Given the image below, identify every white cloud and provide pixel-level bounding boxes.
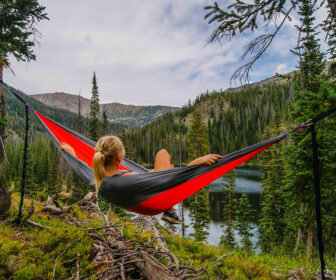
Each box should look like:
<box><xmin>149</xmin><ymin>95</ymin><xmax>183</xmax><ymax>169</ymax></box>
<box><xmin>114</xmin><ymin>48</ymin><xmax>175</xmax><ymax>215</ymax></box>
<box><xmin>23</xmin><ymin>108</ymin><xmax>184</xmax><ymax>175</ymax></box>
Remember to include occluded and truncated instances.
<box><xmin>4</xmin><ymin>0</ymin><xmax>321</xmax><ymax>106</ymax></box>
<box><xmin>275</xmin><ymin>64</ymin><xmax>288</xmax><ymax>74</ymax></box>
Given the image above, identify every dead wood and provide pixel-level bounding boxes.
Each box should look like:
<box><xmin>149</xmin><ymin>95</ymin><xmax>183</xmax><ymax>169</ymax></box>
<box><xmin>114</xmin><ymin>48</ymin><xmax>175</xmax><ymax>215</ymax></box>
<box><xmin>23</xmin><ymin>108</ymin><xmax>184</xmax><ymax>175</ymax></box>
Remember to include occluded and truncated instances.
<box><xmin>41</xmin><ymin>193</ymin><xmax>205</xmax><ymax>280</ymax></box>
<box><xmin>43</xmin><ymin>195</ymin><xmax>72</xmax><ymax>215</ymax></box>
<box><xmin>26</xmin><ymin>218</ymin><xmax>51</xmax><ymax>229</ymax></box>
<box><xmin>134</xmin><ymin>216</ymin><xmax>180</xmax><ymax>273</ymax></box>
<box><xmin>311</xmin><ymin>269</ymin><xmax>336</xmax><ymax>280</ymax></box>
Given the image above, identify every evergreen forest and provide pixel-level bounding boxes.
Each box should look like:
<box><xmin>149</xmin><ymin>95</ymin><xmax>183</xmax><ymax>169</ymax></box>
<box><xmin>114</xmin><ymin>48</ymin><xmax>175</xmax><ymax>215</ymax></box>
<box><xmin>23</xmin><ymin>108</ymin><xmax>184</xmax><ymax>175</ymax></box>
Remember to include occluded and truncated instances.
<box><xmin>1</xmin><ymin>0</ymin><xmax>336</xmax><ymax>279</ymax></box>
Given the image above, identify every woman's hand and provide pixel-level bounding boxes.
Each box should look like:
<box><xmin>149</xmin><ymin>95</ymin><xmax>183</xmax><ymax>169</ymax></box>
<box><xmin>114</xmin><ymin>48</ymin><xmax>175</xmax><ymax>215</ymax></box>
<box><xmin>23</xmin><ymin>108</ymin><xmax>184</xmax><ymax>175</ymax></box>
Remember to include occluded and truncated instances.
<box><xmin>187</xmin><ymin>154</ymin><xmax>222</xmax><ymax>166</ymax></box>
<box><xmin>60</xmin><ymin>143</ymin><xmax>77</xmax><ymax>157</ymax></box>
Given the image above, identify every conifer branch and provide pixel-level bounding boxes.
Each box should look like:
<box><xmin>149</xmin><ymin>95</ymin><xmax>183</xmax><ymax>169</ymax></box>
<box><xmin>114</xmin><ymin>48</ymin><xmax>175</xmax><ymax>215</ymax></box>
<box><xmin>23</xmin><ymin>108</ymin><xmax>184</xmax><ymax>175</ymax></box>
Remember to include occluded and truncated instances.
<box><xmin>231</xmin><ymin>3</ymin><xmax>296</xmax><ymax>84</ymax></box>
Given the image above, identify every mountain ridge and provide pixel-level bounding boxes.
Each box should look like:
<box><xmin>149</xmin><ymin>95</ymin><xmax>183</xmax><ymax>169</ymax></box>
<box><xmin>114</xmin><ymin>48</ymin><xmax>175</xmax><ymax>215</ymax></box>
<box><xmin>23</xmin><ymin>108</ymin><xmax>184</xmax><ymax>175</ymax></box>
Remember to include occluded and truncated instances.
<box><xmin>31</xmin><ymin>92</ymin><xmax>180</xmax><ymax>127</ymax></box>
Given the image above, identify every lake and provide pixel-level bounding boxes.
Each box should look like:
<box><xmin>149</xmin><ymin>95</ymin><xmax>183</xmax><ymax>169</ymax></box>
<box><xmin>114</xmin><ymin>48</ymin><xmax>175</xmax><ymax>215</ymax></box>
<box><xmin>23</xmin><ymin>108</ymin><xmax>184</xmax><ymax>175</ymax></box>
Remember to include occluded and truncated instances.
<box><xmin>172</xmin><ymin>167</ymin><xmax>263</xmax><ymax>247</ymax></box>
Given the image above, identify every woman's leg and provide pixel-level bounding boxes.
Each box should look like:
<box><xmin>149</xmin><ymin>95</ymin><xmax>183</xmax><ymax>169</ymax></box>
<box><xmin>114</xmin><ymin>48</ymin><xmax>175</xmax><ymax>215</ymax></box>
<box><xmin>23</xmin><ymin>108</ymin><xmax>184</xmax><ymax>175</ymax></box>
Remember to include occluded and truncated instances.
<box><xmin>153</xmin><ymin>149</ymin><xmax>174</xmax><ymax>171</ymax></box>
<box><xmin>154</xmin><ymin>150</ymin><xmax>182</xmax><ymax>224</ymax></box>
<box><xmin>153</xmin><ymin>149</ymin><xmax>174</xmax><ymax>211</ymax></box>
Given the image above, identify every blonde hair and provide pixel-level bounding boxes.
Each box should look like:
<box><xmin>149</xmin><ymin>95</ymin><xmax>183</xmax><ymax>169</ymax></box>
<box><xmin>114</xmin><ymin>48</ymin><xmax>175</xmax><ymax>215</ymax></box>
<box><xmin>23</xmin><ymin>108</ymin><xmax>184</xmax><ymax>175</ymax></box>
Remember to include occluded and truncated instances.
<box><xmin>93</xmin><ymin>136</ymin><xmax>125</xmax><ymax>192</ymax></box>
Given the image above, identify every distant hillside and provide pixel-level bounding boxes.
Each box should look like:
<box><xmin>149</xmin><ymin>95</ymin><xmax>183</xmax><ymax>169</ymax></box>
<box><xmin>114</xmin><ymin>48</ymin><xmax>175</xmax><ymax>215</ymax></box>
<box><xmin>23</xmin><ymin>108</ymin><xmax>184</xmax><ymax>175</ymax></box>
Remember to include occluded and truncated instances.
<box><xmin>31</xmin><ymin>92</ymin><xmax>180</xmax><ymax>127</ymax></box>
<box><xmin>224</xmin><ymin>73</ymin><xmax>290</xmax><ymax>93</ymax></box>
<box><xmin>122</xmin><ymin>80</ymin><xmax>294</xmax><ymax>165</ymax></box>
<box><xmin>3</xmin><ymin>86</ymin><xmax>126</xmax><ymax>141</ymax></box>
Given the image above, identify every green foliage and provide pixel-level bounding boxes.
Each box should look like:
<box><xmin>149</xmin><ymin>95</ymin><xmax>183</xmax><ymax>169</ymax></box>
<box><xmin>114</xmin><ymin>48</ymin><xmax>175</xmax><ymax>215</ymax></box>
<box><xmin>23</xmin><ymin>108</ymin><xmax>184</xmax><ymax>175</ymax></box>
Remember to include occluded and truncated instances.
<box><xmin>0</xmin><ymin>197</ymin><xmax>94</xmax><ymax>280</ymax></box>
<box><xmin>3</xmin><ymin>86</ymin><xmax>125</xmax><ymax>140</ymax></box>
<box><xmin>10</xmin><ymin>137</ymin><xmax>62</xmax><ymax>200</ymax></box>
<box><xmin>1</xmin><ymin>194</ymin><xmax>334</xmax><ymax>279</ymax></box>
<box><xmin>220</xmin><ymin>170</ymin><xmax>237</xmax><ymax>250</ymax></box>
<box><xmin>204</xmin><ymin>1</ymin><xmax>289</xmax><ymax>37</ymax></box>
<box><xmin>281</xmin><ymin>0</ymin><xmax>336</xmax><ymax>261</ymax></box>
<box><xmin>100</xmin><ymin>109</ymin><xmax>108</xmax><ymax>136</ymax></box>
<box><xmin>101</xmin><ymin>103</ymin><xmax>180</xmax><ymax>127</ymax></box>
<box><xmin>203</xmin><ymin>0</ymin><xmax>334</xmax><ymax>81</ymax></box>
<box><xmin>88</xmin><ymin>72</ymin><xmax>100</xmax><ymax>141</ymax></box>
<box><xmin>186</xmin><ymin>107</ymin><xmax>210</xmax><ymax>241</ymax></box>
<box><xmin>186</xmin><ymin>107</ymin><xmax>209</xmax><ymax>159</ymax></box>
<box><xmin>121</xmin><ymin>83</ymin><xmax>293</xmax><ymax>166</ymax></box>
<box><xmin>0</xmin><ymin>0</ymin><xmax>49</xmax><ymax>67</ymax></box>
<box><xmin>70</xmin><ymin>172</ymin><xmax>93</xmax><ymax>203</ymax></box>
<box><xmin>258</xmin><ymin>93</ymin><xmax>286</xmax><ymax>253</ymax></box>
<box><xmin>236</xmin><ymin>193</ymin><xmax>253</xmax><ymax>252</ymax></box>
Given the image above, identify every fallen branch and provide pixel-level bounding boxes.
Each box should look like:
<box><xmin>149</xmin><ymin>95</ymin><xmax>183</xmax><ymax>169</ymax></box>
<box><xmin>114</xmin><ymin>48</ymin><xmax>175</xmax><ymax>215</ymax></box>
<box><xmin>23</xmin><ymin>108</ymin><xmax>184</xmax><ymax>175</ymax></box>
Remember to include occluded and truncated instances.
<box><xmin>26</xmin><ymin>219</ymin><xmax>51</xmax><ymax>229</ymax></box>
<box><xmin>53</xmin><ymin>242</ymin><xmax>74</xmax><ymax>279</ymax></box>
<box><xmin>75</xmin><ymin>253</ymin><xmax>80</xmax><ymax>280</ymax></box>
<box><xmin>212</xmin><ymin>253</ymin><xmax>234</xmax><ymax>264</ymax></box>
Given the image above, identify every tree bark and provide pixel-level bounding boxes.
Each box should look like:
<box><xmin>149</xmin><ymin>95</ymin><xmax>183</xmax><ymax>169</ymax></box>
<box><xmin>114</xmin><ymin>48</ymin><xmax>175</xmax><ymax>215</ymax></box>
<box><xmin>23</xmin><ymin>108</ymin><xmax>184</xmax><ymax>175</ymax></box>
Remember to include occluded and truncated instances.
<box><xmin>307</xmin><ymin>227</ymin><xmax>313</xmax><ymax>259</ymax></box>
<box><xmin>295</xmin><ymin>228</ymin><xmax>302</xmax><ymax>253</ymax></box>
<box><xmin>0</xmin><ymin>61</ymin><xmax>11</xmax><ymax>215</ymax></box>
<box><xmin>181</xmin><ymin>201</ymin><xmax>185</xmax><ymax>237</ymax></box>
<box><xmin>111</xmin><ymin>240</ymin><xmax>177</xmax><ymax>280</ymax></box>
<box><xmin>194</xmin><ymin>193</ymin><xmax>198</xmax><ymax>227</ymax></box>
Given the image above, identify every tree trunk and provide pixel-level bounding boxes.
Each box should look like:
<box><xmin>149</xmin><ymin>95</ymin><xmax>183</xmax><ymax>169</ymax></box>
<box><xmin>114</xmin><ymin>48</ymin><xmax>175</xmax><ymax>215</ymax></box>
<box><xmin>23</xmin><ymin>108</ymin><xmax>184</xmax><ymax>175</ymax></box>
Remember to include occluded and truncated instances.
<box><xmin>0</xmin><ymin>61</ymin><xmax>11</xmax><ymax>215</ymax></box>
<box><xmin>295</xmin><ymin>228</ymin><xmax>302</xmax><ymax>253</ymax></box>
<box><xmin>228</xmin><ymin>188</ymin><xmax>232</xmax><ymax>248</ymax></box>
<box><xmin>194</xmin><ymin>193</ymin><xmax>198</xmax><ymax>227</ymax></box>
<box><xmin>307</xmin><ymin>227</ymin><xmax>313</xmax><ymax>258</ymax></box>
<box><xmin>181</xmin><ymin>201</ymin><xmax>185</xmax><ymax>237</ymax></box>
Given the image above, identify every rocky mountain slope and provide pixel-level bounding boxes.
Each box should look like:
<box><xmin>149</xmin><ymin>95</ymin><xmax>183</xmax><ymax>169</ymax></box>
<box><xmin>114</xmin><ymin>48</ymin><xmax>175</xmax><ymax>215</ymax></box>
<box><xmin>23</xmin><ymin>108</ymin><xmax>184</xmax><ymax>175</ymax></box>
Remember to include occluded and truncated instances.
<box><xmin>31</xmin><ymin>92</ymin><xmax>180</xmax><ymax>127</ymax></box>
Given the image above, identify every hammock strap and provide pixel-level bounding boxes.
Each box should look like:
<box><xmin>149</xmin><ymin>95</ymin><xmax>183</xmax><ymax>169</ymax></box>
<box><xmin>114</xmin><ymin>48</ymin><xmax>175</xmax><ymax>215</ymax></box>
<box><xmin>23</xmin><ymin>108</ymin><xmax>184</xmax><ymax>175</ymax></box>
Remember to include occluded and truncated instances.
<box><xmin>17</xmin><ymin>103</ymin><xmax>29</xmax><ymax>224</ymax></box>
<box><xmin>308</xmin><ymin>108</ymin><xmax>336</xmax><ymax>279</ymax></box>
<box><xmin>0</xmin><ymin>81</ymin><xmax>30</xmax><ymax>224</ymax></box>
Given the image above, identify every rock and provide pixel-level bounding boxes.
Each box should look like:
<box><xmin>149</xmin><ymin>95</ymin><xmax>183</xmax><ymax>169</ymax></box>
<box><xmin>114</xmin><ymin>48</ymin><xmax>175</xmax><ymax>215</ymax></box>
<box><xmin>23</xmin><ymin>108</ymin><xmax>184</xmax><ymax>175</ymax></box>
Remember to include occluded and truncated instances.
<box><xmin>0</xmin><ymin>185</ymin><xmax>11</xmax><ymax>215</ymax></box>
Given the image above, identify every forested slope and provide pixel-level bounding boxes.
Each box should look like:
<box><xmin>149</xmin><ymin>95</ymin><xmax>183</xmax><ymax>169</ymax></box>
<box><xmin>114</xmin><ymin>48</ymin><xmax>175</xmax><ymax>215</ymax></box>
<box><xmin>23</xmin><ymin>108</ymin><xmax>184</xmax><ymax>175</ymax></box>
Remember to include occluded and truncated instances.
<box><xmin>4</xmin><ymin>86</ymin><xmax>126</xmax><ymax>140</ymax></box>
<box><xmin>123</xmin><ymin>82</ymin><xmax>294</xmax><ymax>165</ymax></box>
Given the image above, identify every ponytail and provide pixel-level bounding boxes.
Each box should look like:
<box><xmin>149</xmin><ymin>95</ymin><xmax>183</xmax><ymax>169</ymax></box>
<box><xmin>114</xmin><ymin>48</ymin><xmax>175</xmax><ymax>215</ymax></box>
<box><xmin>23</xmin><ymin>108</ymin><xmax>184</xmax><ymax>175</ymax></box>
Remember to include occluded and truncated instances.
<box><xmin>93</xmin><ymin>151</ymin><xmax>106</xmax><ymax>192</ymax></box>
<box><xmin>93</xmin><ymin>136</ymin><xmax>125</xmax><ymax>192</ymax></box>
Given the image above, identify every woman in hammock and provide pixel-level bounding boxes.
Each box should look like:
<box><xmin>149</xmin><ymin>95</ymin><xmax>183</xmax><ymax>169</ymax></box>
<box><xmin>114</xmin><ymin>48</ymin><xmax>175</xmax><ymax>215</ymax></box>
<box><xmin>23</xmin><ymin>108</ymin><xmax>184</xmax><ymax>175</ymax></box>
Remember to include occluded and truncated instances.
<box><xmin>60</xmin><ymin>136</ymin><xmax>222</xmax><ymax>224</ymax></box>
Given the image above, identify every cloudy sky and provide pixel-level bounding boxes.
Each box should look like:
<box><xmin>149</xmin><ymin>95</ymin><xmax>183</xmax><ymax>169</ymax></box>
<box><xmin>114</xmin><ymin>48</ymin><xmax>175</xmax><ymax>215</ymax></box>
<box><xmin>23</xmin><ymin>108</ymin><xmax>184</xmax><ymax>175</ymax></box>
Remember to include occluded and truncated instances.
<box><xmin>4</xmin><ymin>0</ymin><xmax>328</xmax><ymax>106</ymax></box>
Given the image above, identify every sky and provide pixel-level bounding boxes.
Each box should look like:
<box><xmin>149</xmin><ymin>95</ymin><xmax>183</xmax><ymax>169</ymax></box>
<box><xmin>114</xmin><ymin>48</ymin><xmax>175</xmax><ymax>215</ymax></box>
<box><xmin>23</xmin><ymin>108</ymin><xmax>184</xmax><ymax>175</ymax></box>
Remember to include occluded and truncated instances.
<box><xmin>4</xmin><ymin>0</ymin><xmax>328</xmax><ymax>107</ymax></box>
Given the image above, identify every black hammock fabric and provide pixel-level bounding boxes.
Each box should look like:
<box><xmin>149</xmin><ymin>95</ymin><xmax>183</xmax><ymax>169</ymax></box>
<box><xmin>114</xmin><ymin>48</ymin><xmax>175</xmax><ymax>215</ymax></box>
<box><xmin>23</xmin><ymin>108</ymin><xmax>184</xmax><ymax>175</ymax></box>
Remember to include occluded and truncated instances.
<box><xmin>33</xmin><ymin>110</ymin><xmax>286</xmax><ymax>215</ymax></box>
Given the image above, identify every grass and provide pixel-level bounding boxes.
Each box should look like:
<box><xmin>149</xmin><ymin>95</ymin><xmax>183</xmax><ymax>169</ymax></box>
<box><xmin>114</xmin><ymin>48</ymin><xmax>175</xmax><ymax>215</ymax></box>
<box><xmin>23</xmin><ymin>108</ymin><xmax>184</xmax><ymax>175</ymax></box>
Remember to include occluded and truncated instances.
<box><xmin>0</xmin><ymin>193</ymin><xmax>334</xmax><ymax>279</ymax></box>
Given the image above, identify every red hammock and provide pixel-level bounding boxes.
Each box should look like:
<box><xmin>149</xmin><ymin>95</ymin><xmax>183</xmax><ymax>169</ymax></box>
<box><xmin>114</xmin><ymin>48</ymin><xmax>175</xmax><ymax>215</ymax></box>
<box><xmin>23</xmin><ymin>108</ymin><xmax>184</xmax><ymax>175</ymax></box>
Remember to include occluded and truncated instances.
<box><xmin>34</xmin><ymin>111</ymin><xmax>285</xmax><ymax>215</ymax></box>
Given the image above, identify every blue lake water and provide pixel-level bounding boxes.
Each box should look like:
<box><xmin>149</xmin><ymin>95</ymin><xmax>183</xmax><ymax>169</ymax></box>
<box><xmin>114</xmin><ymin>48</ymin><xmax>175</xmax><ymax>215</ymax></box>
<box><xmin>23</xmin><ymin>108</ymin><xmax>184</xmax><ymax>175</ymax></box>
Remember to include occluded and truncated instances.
<box><xmin>165</xmin><ymin>167</ymin><xmax>263</xmax><ymax>247</ymax></box>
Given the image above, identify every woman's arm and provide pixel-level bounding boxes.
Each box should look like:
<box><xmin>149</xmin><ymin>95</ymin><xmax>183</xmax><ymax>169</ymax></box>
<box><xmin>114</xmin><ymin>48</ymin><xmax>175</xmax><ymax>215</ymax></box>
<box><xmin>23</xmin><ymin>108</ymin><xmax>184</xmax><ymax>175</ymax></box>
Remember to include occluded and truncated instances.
<box><xmin>187</xmin><ymin>154</ymin><xmax>222</xmax><ymax>166</ymax></box>
<box><xmin>60</xmin><ymin>143</ymin><xmax>77</xmax><ymax>157</ymax></box>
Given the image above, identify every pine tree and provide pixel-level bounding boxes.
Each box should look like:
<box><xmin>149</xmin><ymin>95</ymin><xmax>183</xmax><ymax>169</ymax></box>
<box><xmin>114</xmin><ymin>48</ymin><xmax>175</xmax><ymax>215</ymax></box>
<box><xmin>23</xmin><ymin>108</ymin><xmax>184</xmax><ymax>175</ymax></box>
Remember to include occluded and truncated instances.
<box><xmin>219</xmin><ymin>170</ymin><xmax>237</xmax><ymax>250</ymax></box>
<box><xmin>24</xmin><ymin>145</ymin><xmax>38</xmax><ymax>198</ymax></box>
<box><xmin>0</xmin><ymin>0</ymin><xmax>48</xmax><ymax>213</ymax></box>
<box><xmin>204</xmin><ymin>0</ymin><xmax>334</xmax><ymax>82</ymax></box>
<box><xmin>88</xmin><ymin>72</ymin><xmax>100</xmax><ymax>141</ymax></box>
<box><xmin>186</xmin><ymin>107</ymin><xmax>210</xmax><ymax>241</ymax></box>
<box><xmin>284</xmin><ymin>0</ymin><xmax>327</xmax><ymax>258</ymax></box>
<box><xmin>71</xmin><ymin>172</ymin><xmax>92</xmax><ymax>202</ymax></box>
<box><xmin>101</xmin><ymin>110</ymin><xmax>108</xmax><ymax>136</ymax></box>
<box><xmin>258</xmin><ymin>93</ymin><xmax>286</xmax><ymax>253</ymax></box>
<box><xmin>46</xmin><ymin>141</ymin><xmax>62</xmax><ymax>196</ymax></box>
<box><xmin>186</xmin><ymin>107</ymin><xmax>209</xmax><ymax>159</ymax></box>
<box><xmin>236</xmin><ymin>193</ymin><xmax>253</xmax><ymax>252</ymax></box>
<box><xmin>120</xmin><ymin>128</ymin><xmax>134</xmax><ymax>160</ymax></box>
